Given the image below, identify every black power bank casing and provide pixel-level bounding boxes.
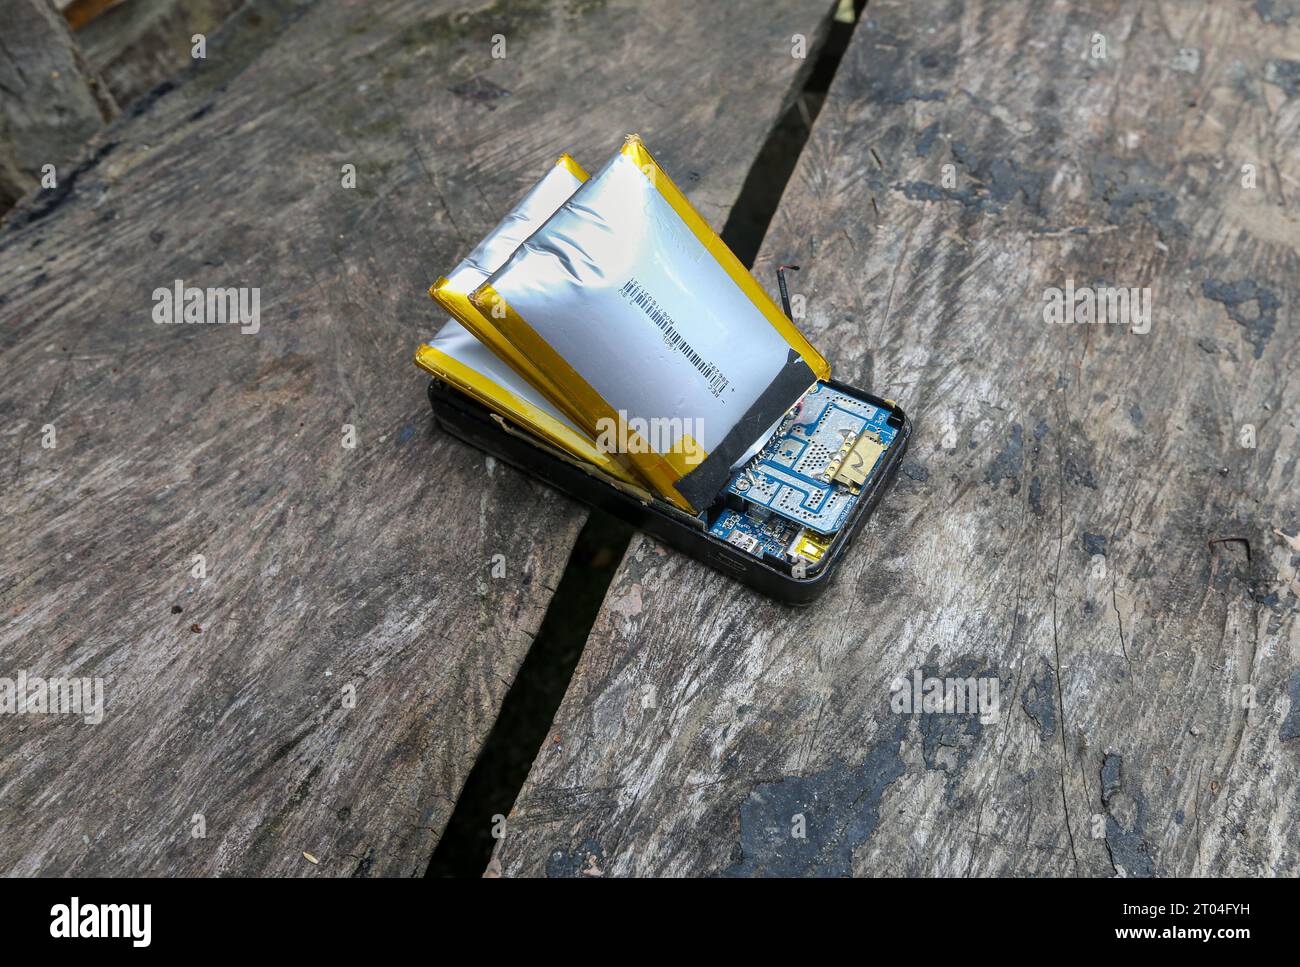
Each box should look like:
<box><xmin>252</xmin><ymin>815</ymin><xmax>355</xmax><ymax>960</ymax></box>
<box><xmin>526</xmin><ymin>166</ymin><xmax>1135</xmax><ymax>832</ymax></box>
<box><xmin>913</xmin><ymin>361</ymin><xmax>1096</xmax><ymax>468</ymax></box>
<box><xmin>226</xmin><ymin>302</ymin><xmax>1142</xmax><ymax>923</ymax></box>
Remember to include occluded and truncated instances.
<box><xmin>427</xmin><ymin>377</ymin><xmax>910</xmax><ymax>605</ymax></box>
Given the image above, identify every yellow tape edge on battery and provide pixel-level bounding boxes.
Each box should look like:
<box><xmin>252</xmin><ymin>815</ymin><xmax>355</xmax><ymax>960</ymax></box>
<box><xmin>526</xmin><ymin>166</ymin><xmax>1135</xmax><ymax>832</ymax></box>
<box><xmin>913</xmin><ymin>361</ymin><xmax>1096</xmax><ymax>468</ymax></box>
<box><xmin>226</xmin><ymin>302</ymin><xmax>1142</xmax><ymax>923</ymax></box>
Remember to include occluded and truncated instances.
<box><xmin>413</xmin><ymin>343</ymin><xmax>640</xmax><ymax>486</ymax></box>
<box><xmin>555</xmin><ymin>152</ymin><xmax>589</xmax><ymax>181</ymax></box>
<box><xmin>425</xmin><ymin>152</ymin><xmax>593</xmax><ymax>429</ymax></box>
<box><xmin>427</xmin><ymin>277</ymin><xmax>593</xmax><ymax>433</ymax></box>
<box><xmin>619</xmin><ymin>134</ymin><xmax>831</xmax><ymax>382</ymax></box>
<box><xmin>469</xmin><ymin>283</ymin><xmax>699</xmax><ymax>513</ymax></box>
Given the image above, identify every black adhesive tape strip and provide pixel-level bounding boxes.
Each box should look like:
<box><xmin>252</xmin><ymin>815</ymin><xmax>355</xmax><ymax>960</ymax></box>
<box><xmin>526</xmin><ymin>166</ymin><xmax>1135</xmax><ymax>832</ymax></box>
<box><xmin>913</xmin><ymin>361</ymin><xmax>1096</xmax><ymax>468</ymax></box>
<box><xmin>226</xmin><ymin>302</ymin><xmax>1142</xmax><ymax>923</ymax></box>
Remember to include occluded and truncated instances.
<box><xmin>674</xmin><ymin>349</ymin><xmax>816</xmax><ymax>510</ymax></box>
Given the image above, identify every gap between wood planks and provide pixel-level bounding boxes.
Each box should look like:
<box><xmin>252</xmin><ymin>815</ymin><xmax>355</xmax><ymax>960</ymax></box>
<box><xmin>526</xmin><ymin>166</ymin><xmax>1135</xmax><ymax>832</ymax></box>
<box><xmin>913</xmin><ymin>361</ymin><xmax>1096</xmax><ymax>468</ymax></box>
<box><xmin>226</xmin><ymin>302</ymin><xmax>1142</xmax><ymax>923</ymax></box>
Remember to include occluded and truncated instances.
<box><xmin>423</xmin><ymin>0</ymin><xmax>868</xmax><ymax>879</ymax></box>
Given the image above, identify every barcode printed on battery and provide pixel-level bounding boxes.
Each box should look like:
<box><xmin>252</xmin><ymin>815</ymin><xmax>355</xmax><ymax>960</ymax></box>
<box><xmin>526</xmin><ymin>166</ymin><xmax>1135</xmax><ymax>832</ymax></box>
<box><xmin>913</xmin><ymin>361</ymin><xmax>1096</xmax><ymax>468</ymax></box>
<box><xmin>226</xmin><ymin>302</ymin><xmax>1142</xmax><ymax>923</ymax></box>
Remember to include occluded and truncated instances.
<box><xmin>618</xmin><ymin>278</ymin><xmax>730</xmax><ymax>397</ymax></box>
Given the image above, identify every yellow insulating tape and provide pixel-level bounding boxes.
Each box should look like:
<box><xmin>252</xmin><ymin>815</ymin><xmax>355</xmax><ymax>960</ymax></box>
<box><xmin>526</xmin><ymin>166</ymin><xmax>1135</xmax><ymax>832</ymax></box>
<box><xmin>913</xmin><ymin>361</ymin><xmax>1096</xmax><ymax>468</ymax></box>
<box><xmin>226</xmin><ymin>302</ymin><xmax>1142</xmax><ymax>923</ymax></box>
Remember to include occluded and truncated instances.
<box><xmin>554</xmin><ymin>152</ymin><xmax>590</xmax><ymax>182</ymax></box>
<box><xmin>428</xmin><ymin>276</ymin><xmax>593</xmax><ymax>433</ymax></box>
<box><xmin>469</xmin><ymin>283</ymin><xmax>697</xmax><ymax>512</ymax></box>
<box><xmin>413</xmin><ymin>343</ymin><xmax>640</xmax><ymax>486</ymax></box>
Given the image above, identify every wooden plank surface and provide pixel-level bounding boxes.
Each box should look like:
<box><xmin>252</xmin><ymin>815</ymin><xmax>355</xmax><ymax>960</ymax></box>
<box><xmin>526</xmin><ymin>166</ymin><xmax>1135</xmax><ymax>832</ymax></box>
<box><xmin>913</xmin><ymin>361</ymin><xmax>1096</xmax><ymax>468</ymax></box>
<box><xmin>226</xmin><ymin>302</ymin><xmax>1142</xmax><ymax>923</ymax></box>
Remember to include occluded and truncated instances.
<box><xmin>0</xmin><ymin>0</ymin><xmax>835</xmax><ymax>876</ymax></box>
<box><xmin>492</xmin><ymin>0</ymin><xmax>1300</xmax><ymax>877</ymax></box>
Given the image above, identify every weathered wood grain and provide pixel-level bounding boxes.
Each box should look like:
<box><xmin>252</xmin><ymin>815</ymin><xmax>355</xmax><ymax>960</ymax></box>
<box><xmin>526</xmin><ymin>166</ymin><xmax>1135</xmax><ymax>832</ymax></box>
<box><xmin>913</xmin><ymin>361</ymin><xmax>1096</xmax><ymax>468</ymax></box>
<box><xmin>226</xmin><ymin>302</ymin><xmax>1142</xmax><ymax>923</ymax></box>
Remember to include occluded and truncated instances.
<box><xmin>0</xmin><ymin>0</ymin><xmax>117</xmax><ymax>210</ymax></box>
<box><xmin>493</xmin><ymin>0</ymin><xmax>1300</xmax><ymax>877</ymax></box>
<box><xmin>0</xmin><ymin>0</ymin><xmax>836</xmax><ymax>875</ymax></box>
<box><xmin>75</xmin><ymin>0</ymin><xmax>246</xmax><ymax>108</ymax></box>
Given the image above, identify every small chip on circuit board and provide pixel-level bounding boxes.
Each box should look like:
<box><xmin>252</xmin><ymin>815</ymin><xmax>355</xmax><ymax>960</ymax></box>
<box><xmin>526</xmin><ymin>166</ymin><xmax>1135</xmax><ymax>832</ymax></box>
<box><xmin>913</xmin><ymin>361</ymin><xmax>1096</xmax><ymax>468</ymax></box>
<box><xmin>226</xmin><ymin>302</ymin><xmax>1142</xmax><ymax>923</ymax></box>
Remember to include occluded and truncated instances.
<box><xmin>708</xmin><ymin>510</ymin><xmax>798</xmax><ymax>559</ymax></box>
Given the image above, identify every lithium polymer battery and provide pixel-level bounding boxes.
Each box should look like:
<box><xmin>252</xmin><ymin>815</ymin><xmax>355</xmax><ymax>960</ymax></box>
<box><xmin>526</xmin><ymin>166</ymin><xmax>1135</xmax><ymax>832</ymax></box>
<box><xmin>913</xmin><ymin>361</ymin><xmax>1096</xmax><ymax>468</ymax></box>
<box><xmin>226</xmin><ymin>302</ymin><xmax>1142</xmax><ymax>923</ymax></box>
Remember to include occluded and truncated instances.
<box><xmin>472</xmin><ymin>135</ymin><xmax>829</xmax><ymax>513</ymax></box>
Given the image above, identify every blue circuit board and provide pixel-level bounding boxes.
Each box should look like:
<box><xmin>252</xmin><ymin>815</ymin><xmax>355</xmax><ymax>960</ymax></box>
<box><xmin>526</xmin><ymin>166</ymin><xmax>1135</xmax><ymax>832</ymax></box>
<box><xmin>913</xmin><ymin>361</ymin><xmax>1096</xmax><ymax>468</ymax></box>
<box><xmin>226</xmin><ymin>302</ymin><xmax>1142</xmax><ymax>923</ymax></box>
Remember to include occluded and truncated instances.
<box><xmin>725</xmin><ymin>384</ymin><xmax>897</xmax><ymax>535</ymax></box>
<box><xmin>707</xmin><ymin>509</ymin><xmax>800</xmax><ymax>559</ymax></box>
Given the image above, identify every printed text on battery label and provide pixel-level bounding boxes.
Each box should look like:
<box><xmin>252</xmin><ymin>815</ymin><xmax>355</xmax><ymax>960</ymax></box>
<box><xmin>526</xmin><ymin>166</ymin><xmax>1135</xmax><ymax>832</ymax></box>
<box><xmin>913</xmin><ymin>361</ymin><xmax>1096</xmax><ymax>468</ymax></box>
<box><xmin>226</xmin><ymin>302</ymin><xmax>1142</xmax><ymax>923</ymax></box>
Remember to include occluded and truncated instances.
<box><xmin>619</xmin><ymin>278</ymin><xmax>730</xmax><ymax>398</ymax></box>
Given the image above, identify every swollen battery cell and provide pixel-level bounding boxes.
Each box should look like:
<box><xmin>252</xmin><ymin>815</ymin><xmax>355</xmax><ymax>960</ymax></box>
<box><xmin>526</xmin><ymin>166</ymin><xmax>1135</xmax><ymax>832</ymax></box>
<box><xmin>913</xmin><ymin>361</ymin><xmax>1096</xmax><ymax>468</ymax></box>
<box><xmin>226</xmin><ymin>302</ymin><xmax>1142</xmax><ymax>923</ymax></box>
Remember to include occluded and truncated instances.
<box><xmin>471</xmin><ymin>135</ymin><xmax>829</xmax><ymax>514</ymax></box>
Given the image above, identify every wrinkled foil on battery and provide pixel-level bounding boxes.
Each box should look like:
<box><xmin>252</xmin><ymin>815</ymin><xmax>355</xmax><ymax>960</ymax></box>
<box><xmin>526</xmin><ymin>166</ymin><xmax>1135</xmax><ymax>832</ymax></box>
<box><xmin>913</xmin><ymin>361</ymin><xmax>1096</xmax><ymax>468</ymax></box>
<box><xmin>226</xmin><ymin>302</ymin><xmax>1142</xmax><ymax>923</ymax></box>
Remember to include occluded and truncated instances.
<box><xmin>472</xmin><ymin>135</ymin><xmax>828</xmax><ymax>513</ymax></box>
<box><xmin>414</xmin><ymin>155</ymin><xmax>637</xmax><ymax>484</ymax></box>
<box><xmin>429</xmin><ymin>154</ymin><xmax>591</xmax><ymax>427</ymax></box>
